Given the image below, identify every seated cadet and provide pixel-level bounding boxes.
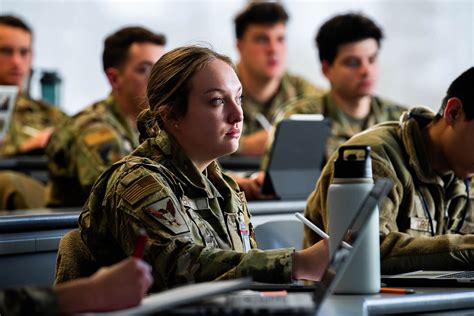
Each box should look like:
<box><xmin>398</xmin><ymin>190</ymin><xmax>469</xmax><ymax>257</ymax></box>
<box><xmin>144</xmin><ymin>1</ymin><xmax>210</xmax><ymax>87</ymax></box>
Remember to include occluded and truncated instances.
<box><xmin>0</xmin><ymin>15</ymin><xmax>66</xmax><ymax>210</ymax></box>
<box><xmin>234</xmin><ymin>2</ymin><xmax>322</xmax><ymax>156</ymax></box>
<box><xmin>0</xmin><ymin>15</ymin><xmax>65</xmax><ymax>156</ymax></box>
<box><xmin>69</xmin><ymin>46</ymin><xmax>329</xmax><ymax>292</ymax></box>
<box><xmin>304</xmin><ymin>67</ymin><xmax>474</xmax><ymax>274</ymax></box>
<box><xmin>280</xmin><ymin>12</ymin><xmax>406</xmax><ymax>160</ymax></box>
<box><xmin>0</xmin><ymin>257</ymin><xmax>152</xmax><ymax>315</ymax></box>
<box><xmin>46</xmin><ymin>27</ymin><xmax>166</xmax><ymax>207</ymax></box>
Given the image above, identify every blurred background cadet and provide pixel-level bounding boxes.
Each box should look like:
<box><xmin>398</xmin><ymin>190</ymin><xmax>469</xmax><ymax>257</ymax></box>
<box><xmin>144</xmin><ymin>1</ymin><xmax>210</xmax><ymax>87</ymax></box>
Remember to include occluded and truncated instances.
<box><xmin>46</xmin><ymin>26</ymin><xmax>166</xmax><ymax>207</ymax></box>
<box><xmin>0</xmin><ymin>15</ymin><xmax>66</xmax><ymax>210</ymax></box>
<box><xmin>279</xmin><ymin>12</ymin><xmax>406</xmax><ymax>160</ymax></box>
<box><xmin>0</xmin><ymin>15</ymin><xmax>65</xmax><ymax>157</ymax></box>
<box><xmin>234</xmin><ymin>2</ymin><xmax>322</xmax><ymax>157</ymax></box>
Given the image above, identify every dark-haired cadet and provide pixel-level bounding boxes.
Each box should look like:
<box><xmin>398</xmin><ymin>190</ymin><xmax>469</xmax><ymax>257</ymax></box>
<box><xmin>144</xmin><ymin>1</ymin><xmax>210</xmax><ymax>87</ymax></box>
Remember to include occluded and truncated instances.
<box><xmin>46</xmin><ymin>27</ymin><xmax>166</xmax><ymax>207</ymax></box>
<box><xmin>304</xmin><ymin>67</ymin><xmax>474</xmax><ymax>274</ymax></box>
<box><xmin>234</xmin><ymin>2</ymin><xmax>322</xmax><ymax>156</ymax></box>
<box><xmin>281</xmin><ymin>12</ymin><xmax>406</xmax><ymax>160</ymax></box>
<box><xmin>0</xmin><ymin>15</ymin><xmax>66</xmax><ymax>156</ymax></box>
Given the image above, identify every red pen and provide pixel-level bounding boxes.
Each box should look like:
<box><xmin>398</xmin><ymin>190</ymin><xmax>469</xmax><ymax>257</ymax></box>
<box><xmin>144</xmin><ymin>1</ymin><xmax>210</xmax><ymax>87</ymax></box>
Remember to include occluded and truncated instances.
<box><xmin>132</xmin><ymin>229</ymin><xmax>148</xmax><ymax>258</ymax></box>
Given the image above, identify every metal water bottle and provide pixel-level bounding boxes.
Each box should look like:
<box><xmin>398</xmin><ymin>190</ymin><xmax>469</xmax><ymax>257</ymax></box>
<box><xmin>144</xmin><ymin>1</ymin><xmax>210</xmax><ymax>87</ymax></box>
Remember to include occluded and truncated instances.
<box><xmin>328</xmin><ymin>145</ymin><xmax>380</xmax><ymax>294</ymax></box>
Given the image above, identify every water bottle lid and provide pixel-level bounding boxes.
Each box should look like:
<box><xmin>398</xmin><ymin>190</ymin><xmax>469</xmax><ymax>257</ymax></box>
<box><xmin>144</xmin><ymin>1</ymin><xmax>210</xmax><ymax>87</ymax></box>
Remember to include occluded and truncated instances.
<box><xmin>40</xmin><ymin>71</ymin><xmax>61</xmax><ymax>84</ymax></box>
<box><xmin>333</xmin><ymin>145</ymin><xmax>372</xmax><ymax>178</ymax></box>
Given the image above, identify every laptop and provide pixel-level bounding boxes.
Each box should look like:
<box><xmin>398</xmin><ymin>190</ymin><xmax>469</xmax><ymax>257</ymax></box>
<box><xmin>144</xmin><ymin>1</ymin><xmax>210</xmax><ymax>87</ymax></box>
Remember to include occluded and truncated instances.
<box><xmin>382</xmin><ymin>270</ymin><xmax>474</xmax><ymax>287</ymax></box>
<box><xmin>0</xmin><ymin>85</ymin><xmax>18</xmax><ymax>142</ymax></box>
<box><xmin>261</xmin><ymin>114</ymin><xmax>330</xmax><ymax>200</ymax></box>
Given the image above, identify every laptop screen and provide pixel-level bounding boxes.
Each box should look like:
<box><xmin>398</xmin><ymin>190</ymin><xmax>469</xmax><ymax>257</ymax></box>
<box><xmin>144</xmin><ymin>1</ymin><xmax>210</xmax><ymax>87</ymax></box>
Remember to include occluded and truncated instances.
<box><xmin>0</xmin><ymin>85</ymin><xmax>18</xmax><ymax>142</ymax></box>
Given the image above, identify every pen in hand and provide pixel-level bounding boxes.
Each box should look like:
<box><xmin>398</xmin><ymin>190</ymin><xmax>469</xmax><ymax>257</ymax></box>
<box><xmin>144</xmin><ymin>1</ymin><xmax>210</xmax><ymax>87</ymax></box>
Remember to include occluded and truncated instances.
<box><xmin>132</xmin><ymin>228</ymin><xmax>148</xmax><ymax>258</ymax></box>
<box><xmin>294</xmin><ymin>213</ymin><xmax>352</xmax><ymax>249</ymax></box>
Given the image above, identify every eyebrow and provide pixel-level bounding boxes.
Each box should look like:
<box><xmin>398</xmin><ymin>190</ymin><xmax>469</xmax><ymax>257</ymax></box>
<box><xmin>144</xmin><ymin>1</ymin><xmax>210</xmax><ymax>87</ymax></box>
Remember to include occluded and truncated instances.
<box><xmin>204</xmin><ymin>86</ymin><xmax>242</xmax><ymax>94</ymax></box>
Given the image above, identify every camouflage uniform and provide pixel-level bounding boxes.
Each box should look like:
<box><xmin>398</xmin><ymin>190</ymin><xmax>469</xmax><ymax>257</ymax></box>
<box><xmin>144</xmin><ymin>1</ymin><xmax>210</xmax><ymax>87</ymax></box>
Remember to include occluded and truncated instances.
<box><xmin>0</xmin><ymin>288</ymin><xmax>58</xmax><ymax>315</ymax></box>
<box><xmin>240</xmin><ymin>72</ymin><xmax>322</xmax><ymax>136</ymax></box>
<box><xmin>304</xmin><ymin>107</ymin><xmax>474</xmax><ymax>274</ymax></box>
<box><xmin>47</xmin><ymin>95</ymin><xmax>139</xmax><ymax>207</ymax></box>
<box><xmin>79</xmin><ymin>130</ymin><xmax>294</xmax><ymax>292</ymax></box>
<box><xmin>280</xmin><ymin>92</ymin><xmax>406</xmax><ymax>159</ymax></box>
<box><xmin>0</xmin><ymin>94</ymin><xmax>65</xmax><ymax>156</ymax></box>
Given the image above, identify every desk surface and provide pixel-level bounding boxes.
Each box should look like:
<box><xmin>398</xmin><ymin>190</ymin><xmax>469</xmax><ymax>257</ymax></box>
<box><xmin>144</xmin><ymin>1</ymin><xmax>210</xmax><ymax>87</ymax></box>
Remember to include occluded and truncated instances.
<box><xmin>0</xmin><ymin>155</ymin><xmax>48</xmax><ymax>170</ymax></box>
<box><xmin>319</xmin><ymin>287</ymin><xmax>474</xmax><ymax>315</ymax></box>
<box><xmin>0</xmin><ymin>200</ymin><xmax>307</xmax><ymax>233</ymax></box>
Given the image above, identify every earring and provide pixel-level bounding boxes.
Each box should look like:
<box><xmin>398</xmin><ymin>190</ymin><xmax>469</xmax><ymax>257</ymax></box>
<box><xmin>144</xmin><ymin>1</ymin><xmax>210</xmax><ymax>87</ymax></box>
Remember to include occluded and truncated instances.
<box><xmin>174</xmin><ymin>124</ymin><xmax>179</xmax><ymax>129</ymax></box>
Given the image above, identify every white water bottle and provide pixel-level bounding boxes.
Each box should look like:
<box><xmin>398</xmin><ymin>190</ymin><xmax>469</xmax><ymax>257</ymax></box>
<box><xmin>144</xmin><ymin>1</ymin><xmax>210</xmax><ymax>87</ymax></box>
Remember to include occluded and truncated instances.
<box><xmin>328</xmin><ymin>145</ymin><xmax>380</xmax><ymax>294</ymax></box>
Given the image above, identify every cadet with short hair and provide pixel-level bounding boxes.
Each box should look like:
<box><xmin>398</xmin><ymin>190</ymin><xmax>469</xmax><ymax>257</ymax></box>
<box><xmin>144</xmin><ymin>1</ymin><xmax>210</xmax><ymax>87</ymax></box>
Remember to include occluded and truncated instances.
<box><xmin>46</xmin><ymin>27</ymin><xmax>166</xmax><ymax>207</ymax></box>
<box><xmin>57</xmin><ymin>46</ymin><xmax>329</xmax><ymax>291</ymax></box>
<box><xmin>0</xmin><ymin>15</ymin><xmax>65</xmax><ymax>156</ymax></box>
<box><xmin>304</xmin><ymin>67</ymin><xmax>474</xmax><ymax>274</ymax></box>
<box><xmin>234</xmin><ymin>2</ymin><xmax>322</xmax><ymax>156</ymax></box>
<box><xmin>281</xmin><ymin>12</ymin><xmax>406</xmax><ymax>159</ymax></box>
<box><xmin>0</xmin><ymin>15</ymin><xmax>66</xmax><ymax>210</ymax></box>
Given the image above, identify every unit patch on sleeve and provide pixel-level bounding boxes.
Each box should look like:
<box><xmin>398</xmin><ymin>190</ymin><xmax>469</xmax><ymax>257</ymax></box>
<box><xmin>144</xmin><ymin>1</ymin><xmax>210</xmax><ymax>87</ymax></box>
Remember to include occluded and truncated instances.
<box><xmin>143</xmin><ymin>197</ymin><xmax>189</xmax><ymax>234</ymax></box>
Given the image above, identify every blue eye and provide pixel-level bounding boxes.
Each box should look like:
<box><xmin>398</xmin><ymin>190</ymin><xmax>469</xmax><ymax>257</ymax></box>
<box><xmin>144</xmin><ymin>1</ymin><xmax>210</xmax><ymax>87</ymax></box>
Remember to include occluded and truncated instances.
<box><xmin>211</xmin><ymin>98</ymin><xmax>225</xmax><ymax>106</ymax></box>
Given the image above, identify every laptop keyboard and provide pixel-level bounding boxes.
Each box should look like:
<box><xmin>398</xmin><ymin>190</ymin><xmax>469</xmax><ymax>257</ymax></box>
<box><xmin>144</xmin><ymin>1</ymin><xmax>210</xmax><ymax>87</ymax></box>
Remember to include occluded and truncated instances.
<box><xmin>441</xmin><ymin>271</ymin><xmax>474</xmax><ymax>279</ymax></box>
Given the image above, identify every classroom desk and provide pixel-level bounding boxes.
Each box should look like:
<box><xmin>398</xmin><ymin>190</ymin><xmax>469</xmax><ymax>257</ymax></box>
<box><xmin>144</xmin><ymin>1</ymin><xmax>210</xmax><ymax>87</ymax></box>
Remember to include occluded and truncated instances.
<box><xmin>218</xmin><ymin>155</ymin><xmax>261</xmax><ymax>172</ymax></box>
<box><xmin>0</xmin><ymin>155</ymin><xmax>49</xmax><ymax>183</ymax></box>
<box><xmin>318</xmin><ymin>287</ymin><xmax>474</xmax><ymax>315</ymax></box>
<box><xmin>0</xmin><ymin>200</ymin><xmax>306</xmax><ymax>288</ymax></box>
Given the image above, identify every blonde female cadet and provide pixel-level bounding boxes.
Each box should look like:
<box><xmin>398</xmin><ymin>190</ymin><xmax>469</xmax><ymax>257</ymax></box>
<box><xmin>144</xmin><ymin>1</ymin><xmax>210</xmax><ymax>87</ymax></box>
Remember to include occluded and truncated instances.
<box><xmin>76</xmin><ymin>46</ymin><xmax>328</xmax><ymax>291</ymax></box>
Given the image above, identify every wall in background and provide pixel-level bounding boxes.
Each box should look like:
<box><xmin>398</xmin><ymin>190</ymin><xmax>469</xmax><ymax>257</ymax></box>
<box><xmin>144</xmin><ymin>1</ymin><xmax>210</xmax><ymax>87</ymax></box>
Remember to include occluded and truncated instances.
<box><xmin>2</xmin><ymin>0</ymin><xmax>473</xmax><ymax>114</ymax></box>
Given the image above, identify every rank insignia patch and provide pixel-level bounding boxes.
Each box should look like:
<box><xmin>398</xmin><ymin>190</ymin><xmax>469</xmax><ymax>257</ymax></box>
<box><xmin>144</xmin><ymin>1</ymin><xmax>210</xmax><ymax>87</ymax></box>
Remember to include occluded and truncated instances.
<box><xmin>143</xmin><ymin>197</ymin><xmax>189</xmax><ymax>234</ymax></box>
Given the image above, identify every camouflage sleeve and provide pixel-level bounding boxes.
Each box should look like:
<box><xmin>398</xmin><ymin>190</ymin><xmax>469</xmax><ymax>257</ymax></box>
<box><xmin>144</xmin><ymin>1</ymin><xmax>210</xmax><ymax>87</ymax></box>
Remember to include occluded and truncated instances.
<box><xmin>291</xmin><ymin>75</ymin><xmax>324</xmax><ymax>98</ymax></box>
<box><xmin>73</xmin><ymin>122</ymin><xmax>128</xmax><ymax>191</ymax></box>
<box><xmin>374</xmin><ymin>158</ymin><xmax>474</xmax><ymax>274</ymax></box>
<box><xmin>93</xmin><ymin>166</ymin><xmax>294</xmax><ymax>291</ymax></box>
<box><xmin>0</xmin><ymin>288</ymin><xmax>58</xmax><ymax>315</ymax></box>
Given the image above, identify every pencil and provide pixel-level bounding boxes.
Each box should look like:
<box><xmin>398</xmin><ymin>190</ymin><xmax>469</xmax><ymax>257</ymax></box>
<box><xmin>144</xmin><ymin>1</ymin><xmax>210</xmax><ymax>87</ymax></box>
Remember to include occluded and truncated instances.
<box><xmin>294</xmin><ymin>213</ymin><xmax>352</xmax><ymax>249</ymax></box>
<box><xmin>380</xmin><ymin>287</ymin><xmax>415</xmax><ymax>294</ymax></box>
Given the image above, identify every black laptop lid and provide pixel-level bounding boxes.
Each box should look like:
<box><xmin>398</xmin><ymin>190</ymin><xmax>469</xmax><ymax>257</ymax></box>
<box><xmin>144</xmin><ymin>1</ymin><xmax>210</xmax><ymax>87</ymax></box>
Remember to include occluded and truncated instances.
<box><xmin>261</xmin><ymin>115</ymin><xmax>330</xmax><ymax>200</ymax></box>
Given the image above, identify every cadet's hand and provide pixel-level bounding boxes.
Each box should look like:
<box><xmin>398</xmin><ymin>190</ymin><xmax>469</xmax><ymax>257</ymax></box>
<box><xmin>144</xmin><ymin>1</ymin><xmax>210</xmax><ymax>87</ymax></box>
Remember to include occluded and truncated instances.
<box><xmin>235</xmin><ymin>171</ymin><xmax>274</xmax><ymax>200</ymax></box>
<box><xmin>19</xmin><ymin>127</ymin><xmax>53</xmax><ymax>153</ymax></box>
<box><xmin>89</xmin><ymin>257</ymin><xmax>153</xmax><ymax>311</ymax></box>
<box><xmin>238</xmin><ymin>129</ymin><xmax>270</xmax><ymax>156</ymax></box>
<box><xmin>292</xmin><ymin>239</ymin><xmax>329</xmax><ymax>281</ymax></box>
<box><xmin>56</xmin><ymin>257</ymin><xmax>153</xmax><ymax>314</ymax></box>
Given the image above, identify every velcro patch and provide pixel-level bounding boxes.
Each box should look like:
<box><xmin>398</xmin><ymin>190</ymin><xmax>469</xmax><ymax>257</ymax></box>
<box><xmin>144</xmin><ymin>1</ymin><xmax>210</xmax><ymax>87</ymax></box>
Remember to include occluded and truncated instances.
<box><xmin>144</xmin><ymin>197</ymin><xmax>189</xmax><ymax>234</ymax></box>
<box><xmin>83</xmin><ymin>128</ymin><xmax>115</xmax><ymax>146</ymax></box>
<box><xmin>122</xmin><ymin>174</ymin><xmax>161</xmax><ymax>205</ymax></box>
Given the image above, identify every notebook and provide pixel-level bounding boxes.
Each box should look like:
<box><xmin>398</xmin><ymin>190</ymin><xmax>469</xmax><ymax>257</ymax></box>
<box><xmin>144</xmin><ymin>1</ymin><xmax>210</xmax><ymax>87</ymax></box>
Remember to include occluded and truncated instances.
<box><xmin>261</xmin><ymin>114</ymin><xmax>330</xmax><ymax>200</ymax></box>
<box><xmin>0</xmin><ymin>85</ymin><xmax>18</xmax><ymax>142</ymax></box>
<box><xmin>382</xmin><ymin>270</ymin><xmax>474</xmax><ymax>287</ymax></box>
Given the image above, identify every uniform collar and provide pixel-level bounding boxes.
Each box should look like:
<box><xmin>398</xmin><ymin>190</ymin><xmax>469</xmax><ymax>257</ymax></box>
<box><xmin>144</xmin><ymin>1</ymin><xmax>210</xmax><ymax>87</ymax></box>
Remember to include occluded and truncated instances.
<box><xmin>106</xmin><ymin>93</ymin><xmax>139</xmax><ymax>147</ymax></box>
<box><xmin>154</xmin><ymin>130</ymin><xmax>223</xmax><ymax>199</ymax></box>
